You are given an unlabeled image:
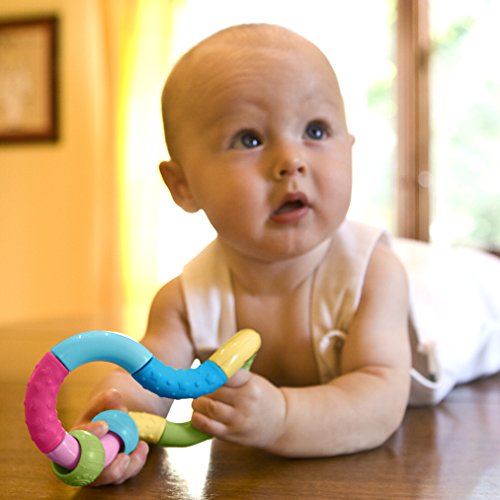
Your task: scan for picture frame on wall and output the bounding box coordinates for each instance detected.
[0,16,59,143]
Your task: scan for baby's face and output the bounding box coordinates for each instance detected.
[170,34,354,262]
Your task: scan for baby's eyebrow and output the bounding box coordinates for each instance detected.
[208,114,247,134]
[305,95,347,124]
[209,103,264,130]
[304,92,342,109]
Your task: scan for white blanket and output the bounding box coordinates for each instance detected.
[393,239,500,405]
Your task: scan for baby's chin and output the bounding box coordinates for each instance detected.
[222,231,334,264]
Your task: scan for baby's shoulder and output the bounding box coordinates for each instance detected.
[364,241,409,303]
[147,276,189,333]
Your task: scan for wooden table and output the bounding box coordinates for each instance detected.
[1,321,499,499]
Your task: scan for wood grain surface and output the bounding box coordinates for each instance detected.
[2,320,499,499]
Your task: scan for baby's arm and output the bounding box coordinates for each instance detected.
[74,277,195,485]
[191,243,411,457]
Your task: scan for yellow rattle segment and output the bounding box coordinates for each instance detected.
[128,412,166,444]
[208,329,261,378]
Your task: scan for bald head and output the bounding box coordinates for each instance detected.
[161,24,344,162]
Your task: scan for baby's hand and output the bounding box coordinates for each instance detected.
[73,389,149,486]
[191,370,286,450]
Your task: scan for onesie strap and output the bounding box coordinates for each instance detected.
[311,220,387,382]
[181,239,236,360]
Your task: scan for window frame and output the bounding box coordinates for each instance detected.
[396,0,430,241]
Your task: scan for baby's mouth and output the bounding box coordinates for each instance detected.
[270,192,310,223]
[274,199,306,214]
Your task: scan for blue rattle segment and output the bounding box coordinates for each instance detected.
[51,329,230,399]
[133,358,227,399]
[91,410,139,454]
[51,331,152,373]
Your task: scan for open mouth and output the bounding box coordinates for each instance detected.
[271,192,310,223]
[274,198,307,215]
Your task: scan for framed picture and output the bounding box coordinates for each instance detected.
[0,16,59,143]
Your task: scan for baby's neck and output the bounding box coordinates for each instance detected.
[219,238,333,295]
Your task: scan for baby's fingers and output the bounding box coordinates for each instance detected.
[90,441,149,487]
[192,395,235,425]
[72,418,150,486]
[72,419,109,439]
[74,388,127,426]
[224,368,252,388]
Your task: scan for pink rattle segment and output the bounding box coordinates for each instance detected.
[100,432,122,467]
[46,432,80,469]
[46,431,122,469]
[24,351,69,453]
[25,351,125,469]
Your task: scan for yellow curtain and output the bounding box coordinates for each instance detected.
[100,0,185,337]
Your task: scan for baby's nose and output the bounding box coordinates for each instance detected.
[273,146,308,179]
[277,161,306,177]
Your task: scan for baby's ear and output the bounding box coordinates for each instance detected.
[159,161,199,213]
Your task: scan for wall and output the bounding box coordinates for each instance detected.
[0,0,120,326]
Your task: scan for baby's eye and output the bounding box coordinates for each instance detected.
[304,122,328,141]
[231,131,262,150]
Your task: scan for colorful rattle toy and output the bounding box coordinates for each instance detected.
[24,328,261,486]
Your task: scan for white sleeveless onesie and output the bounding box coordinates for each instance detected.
[180,220,500,406]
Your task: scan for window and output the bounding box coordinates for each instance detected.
[397,0,500,252]
[147,0,500,293]
[429,0,500,251]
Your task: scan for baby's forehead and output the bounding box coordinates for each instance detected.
[182,33,335,95]
[187,48,336,111]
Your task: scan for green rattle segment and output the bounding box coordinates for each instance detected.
[128,412,211,447]
[160,421,212,447]
[51,430,105,487]
[241,353,257,371]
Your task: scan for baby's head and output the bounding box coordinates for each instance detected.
[160,24,354,261]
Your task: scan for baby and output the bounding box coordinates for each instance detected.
[77,24,500,486]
